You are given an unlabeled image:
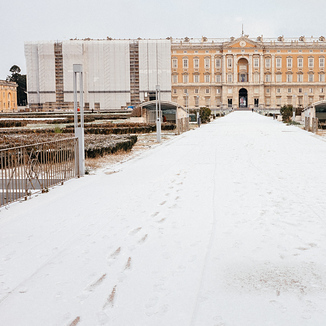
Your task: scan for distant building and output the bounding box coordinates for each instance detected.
[0,80,17,112]
[25,35,326,111]
[24,39,171,111]
[171,35,326,110]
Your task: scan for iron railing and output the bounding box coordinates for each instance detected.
[0,137,79,207]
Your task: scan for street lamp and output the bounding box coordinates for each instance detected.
[73,64,85,176]
[156,85,161,143]
[293,94,296,121]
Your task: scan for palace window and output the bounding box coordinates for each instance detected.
[183,74,189,83]
[215,74,221,83]
[287,74,293,83]
[265,58,271,68]
[216,88,221,94]
[299,88,303,93]
[184,89,188,94]
[193,58,199,69]
[276,58,282,68]
[204,58,210,69]
[265,74,271,82]
[193,74,200,83]
[297,74,303,82]
[308,58,314,68]
[227,58,232,68]
[319,57,325,68]
[277,88,281,93]
[227,74,232,83]
[194,88,199,94]
[254,58,259,68]
[287,58,292,68]
[308,74,314,82]
[172,75,178,83]
[172,58,178,68]
[205,88,210,94]
[297,58,303,68]
[183,58,188,68]
[319,74,325,82]
[215,58,221,68]
[276,74,282,83]
[288,88,292,93]
[205,75,210,83]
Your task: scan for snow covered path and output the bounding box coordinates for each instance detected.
[1,111,326,326]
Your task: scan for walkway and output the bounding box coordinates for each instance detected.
[1,112,326,326]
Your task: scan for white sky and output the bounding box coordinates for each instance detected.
[1,0,325,79]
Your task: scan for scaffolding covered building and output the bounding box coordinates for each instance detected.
[24,39,172,111]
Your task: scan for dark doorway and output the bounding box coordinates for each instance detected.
[239,88,248,108]
[228,98,232,108]
[254,98,259,107]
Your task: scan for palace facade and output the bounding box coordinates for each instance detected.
[0,80,17,112]
[171,35,326,110]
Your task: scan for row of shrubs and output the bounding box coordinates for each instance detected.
[0,121,28,128]
[0,133,138,158]
[85,135,137,158]
[63,123,176,134]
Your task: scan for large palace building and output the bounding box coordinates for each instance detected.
[25,35,326,111]
[171,35,326,110]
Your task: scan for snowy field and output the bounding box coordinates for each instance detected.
[1,111,326,326]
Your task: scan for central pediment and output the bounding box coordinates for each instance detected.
[223,37,262,49]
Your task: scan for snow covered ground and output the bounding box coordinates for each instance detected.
[1,111,326,326]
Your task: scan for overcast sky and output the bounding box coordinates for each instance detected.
[1,0,325,79]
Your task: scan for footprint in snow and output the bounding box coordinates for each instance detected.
[139,234,148,244]
[103,285,117,309]
[107,247,121,265]
[129,227,142,235]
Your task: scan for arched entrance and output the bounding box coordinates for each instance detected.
[239,88,248,108]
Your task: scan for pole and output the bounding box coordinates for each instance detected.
[73,64,85,176]
[292,95,296,122]
[156,85,161,143]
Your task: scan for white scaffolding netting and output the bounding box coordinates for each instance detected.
[62,41,84,103]
[25,39,172,110]
[24,42,40,105]
[86,40,130,110]
[139,40,171,102]
[38,43,56,103]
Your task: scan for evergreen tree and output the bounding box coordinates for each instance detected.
[6,65,27,106]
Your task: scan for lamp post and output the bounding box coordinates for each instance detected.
[73,64,85,176]
[293,94,296,122]
[156,85,161,143]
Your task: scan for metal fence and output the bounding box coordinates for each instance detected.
[0,137,79,207]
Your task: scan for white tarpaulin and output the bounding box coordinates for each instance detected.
[25,39,172,110]
[139,40,171,102]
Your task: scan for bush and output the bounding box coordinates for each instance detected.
[199,107,211,124]
[280,105,293,123]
